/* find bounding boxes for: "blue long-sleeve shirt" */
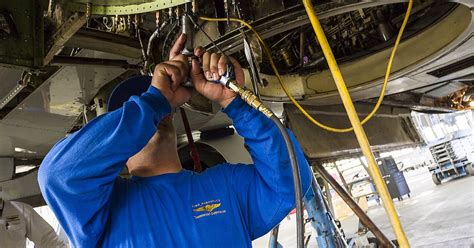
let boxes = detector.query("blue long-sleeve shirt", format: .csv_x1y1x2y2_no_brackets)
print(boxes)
38,85,312,247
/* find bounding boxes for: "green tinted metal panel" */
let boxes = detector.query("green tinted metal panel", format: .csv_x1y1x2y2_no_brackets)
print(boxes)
0,0,44,68
61,0,190,15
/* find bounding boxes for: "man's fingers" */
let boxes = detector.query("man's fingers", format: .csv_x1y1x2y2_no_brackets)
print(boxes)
152,66,172,97
155,62,185,90
191,59,206,89
217,55,227,76
202,52,211,80
194,47,204,57
191,58,203,77
169,54,189,77
210,53,220,80
169,34,187,59
162,61,186,80
166,54,189,85
230,57,245,86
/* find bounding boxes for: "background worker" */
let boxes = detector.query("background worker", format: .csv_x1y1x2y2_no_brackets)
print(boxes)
38,34,312,247
0,191,66,248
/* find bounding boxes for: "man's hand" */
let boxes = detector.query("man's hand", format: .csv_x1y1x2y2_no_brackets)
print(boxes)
191,49,245,108
152,34,194,108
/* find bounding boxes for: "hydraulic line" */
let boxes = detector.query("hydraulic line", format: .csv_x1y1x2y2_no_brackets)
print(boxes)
302,0,410,247
199,0,412,132
219,77,305,248
270,114,304,248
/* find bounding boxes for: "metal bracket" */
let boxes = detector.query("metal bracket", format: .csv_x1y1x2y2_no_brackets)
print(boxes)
44,13,87,66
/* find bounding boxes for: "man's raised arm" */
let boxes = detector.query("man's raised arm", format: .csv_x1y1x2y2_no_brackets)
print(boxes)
222,97,312,239
39,35,193,246
38,85,172,246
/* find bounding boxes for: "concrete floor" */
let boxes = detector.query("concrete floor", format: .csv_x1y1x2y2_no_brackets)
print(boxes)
253,168,474,247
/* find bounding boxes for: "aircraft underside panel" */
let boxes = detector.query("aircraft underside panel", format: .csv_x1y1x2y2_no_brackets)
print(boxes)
0,50,129,157
285,103,423,159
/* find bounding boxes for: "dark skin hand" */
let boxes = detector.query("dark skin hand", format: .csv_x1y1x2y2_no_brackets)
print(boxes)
192,48,245,108
151,34,195,108
152,34,245,108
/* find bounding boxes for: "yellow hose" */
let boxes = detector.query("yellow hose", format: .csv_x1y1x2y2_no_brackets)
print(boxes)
200,0,412,132
202,1,413,246
302,0,411,247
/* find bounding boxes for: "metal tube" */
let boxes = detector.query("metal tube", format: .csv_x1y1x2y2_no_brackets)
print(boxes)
181,3,194,56
302,1,409,246
243,38,261,98
146,29,160,59
181,3,194,87
51,56,140,69
334,162,351,196
312,163,393,247
323,178,334,214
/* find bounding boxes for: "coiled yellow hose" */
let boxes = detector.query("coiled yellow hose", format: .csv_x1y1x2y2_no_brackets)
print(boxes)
200,0,412,133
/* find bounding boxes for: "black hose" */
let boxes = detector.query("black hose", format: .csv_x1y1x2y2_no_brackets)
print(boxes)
220,74,305,247
269,115,305,248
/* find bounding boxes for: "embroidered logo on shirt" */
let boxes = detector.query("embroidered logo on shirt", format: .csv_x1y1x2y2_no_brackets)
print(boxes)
192,199,226,219
194,203,221,213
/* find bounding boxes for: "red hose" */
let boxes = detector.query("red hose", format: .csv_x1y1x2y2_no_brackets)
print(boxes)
179,108,202,172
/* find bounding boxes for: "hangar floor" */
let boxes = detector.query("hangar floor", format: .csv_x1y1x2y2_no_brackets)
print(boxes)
253,168,474,247
342,169,474,247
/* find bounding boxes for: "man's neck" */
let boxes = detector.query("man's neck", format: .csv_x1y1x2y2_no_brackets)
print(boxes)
131,162,182,177
127,152,183,177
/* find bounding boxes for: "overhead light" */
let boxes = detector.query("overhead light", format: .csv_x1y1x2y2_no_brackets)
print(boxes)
14,147,36,154
15,165,37,174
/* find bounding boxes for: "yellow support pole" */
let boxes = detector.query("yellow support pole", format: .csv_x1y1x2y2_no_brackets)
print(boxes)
302,1,410,247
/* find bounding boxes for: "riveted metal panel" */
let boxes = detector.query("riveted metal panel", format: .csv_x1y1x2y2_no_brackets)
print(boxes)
61,0,191,15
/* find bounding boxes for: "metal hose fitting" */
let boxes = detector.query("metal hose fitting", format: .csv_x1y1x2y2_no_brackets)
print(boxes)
225,80,274,118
